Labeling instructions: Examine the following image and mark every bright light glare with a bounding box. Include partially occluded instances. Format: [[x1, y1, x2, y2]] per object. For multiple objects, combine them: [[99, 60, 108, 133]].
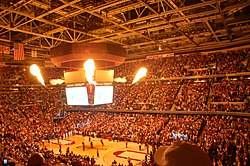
[[30, 64, 45, 86], [84, 59, 96, 84], [132, 67, 147, 84]]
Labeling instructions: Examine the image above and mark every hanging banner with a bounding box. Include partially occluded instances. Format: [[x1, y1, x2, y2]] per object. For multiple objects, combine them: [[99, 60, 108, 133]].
[[0, 45, 10, 54], [146, 53, 175, 59]]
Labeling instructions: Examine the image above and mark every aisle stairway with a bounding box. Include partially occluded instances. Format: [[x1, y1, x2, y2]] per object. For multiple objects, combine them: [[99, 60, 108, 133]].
[[141, 81, 158, 110], [198, 118, 207, 139], [207, 80, 213, 109], [170, 80, 184, 111]]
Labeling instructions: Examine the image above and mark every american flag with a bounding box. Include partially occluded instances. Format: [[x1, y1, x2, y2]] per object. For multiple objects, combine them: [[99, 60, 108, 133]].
[[14, 43, 25, 60]]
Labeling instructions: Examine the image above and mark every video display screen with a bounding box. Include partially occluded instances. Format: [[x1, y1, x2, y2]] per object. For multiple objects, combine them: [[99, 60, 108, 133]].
[[65, 87, 89, 105], [94, 86, 113, 105]]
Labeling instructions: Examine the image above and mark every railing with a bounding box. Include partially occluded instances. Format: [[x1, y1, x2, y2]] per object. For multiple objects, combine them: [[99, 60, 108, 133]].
[[145, 72, 250, 82], [66, 108, 250, 117], [209, 102, 246, 105]]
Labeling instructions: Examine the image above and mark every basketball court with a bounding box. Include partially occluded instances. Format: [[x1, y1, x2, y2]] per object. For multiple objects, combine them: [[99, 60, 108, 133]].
[[44, 135, 152, 165]]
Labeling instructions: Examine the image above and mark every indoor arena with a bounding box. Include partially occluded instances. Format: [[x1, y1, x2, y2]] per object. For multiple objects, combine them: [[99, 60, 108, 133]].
[[0, 0, 250, 166]]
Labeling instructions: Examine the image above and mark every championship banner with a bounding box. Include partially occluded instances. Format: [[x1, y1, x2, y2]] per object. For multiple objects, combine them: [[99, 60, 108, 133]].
[[0, 45, 10, 54], [31, 50, 37, 57], [146, 55, 162, 59], [87, 83, 95, 106], [146, 53, 175, 59]]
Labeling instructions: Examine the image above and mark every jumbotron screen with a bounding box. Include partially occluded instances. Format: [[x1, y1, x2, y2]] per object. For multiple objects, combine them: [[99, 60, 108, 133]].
[[65, 85, 113, 106], [65, 87, 89, 106], [94, 86, 113, 105]]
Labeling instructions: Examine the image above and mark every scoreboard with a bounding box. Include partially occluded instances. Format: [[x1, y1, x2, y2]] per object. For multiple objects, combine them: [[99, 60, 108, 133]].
[[65, 85, 113, 106], [64, 69, 114, 106], [65, 86, 88, 105]]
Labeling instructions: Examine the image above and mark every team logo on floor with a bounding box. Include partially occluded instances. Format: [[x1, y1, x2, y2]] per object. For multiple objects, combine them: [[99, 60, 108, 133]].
[[113, 150, 146, 161]]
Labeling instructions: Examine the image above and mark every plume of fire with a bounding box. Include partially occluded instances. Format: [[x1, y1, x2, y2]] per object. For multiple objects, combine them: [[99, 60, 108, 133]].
[[132, 67, 147, 84], [50, 79, 65, 85], [30, 64, 45, 86], [114, 77, 127, 83], [83, 59, 96, 84]]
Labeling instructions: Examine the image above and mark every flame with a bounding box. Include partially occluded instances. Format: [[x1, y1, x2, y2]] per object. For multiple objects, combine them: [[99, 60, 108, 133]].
[[114, 77, 127, 83], [132, 67, 147, 84], [30, 64, 45, 86], [84, 59, 96, 84]]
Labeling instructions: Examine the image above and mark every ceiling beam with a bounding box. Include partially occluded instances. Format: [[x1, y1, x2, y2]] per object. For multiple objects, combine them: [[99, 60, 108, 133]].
[[165, 0, 191, 23], [81, 14, 221, 45], [126, 23, 250, 51], [22, 27, 67, 43], [204, 20, 219, 42], [0, 5, 126, 46], [226, 4, 249, 18], [22, 0, 131, 44], [112, 0, 225, 24], [0, 0, 32, 20], [54, 0, 130, 22], [9, 0, 81, 30], [83, 11, 221, 41], [60, 0, 165, 48], [127, 37, 250, 58], [0, 24, 72, 43], [215, 0, 232, 41], [138, 0, 198, 46], [85, 2, 221, 43]]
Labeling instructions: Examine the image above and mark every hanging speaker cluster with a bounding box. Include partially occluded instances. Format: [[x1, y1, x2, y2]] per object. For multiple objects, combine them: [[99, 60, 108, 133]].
[[50, 43, 126, 69]]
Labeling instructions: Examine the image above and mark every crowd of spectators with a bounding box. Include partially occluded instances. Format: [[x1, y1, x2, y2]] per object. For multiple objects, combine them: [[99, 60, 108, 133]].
[[102, 82, 155, 110], [38, 148, 98, 166], [67, 113, 205, 154], [187, 53, 216, 69], [1, 50, 249, 113], [0, 87, 101, 166], [0, 66, 30, 85], [0, 87, 61, 163], [174, 80, 210, 111], [187, 68, 212, 76], [158, 115, 203, 144], [0, 68, 249, 166], [114, 58, 165, 82], [0, 66, 65, 85], [210, 79, 248, 102], [160, 56, 188, 78], [47, 113, 249, 166], [105, 83, 131, 110], [210, 103, 248, 112], [215, 50, 247, 74], [125, 82, 155, 110], [1, 97, 249, 166], [199, 116, 249, 166], [145, 81, 180, 111], [113, 49, 249, 82]]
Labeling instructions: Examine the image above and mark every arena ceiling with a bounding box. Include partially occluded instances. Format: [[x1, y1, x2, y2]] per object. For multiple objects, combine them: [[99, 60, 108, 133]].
[[0, 0, 250, 65]]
